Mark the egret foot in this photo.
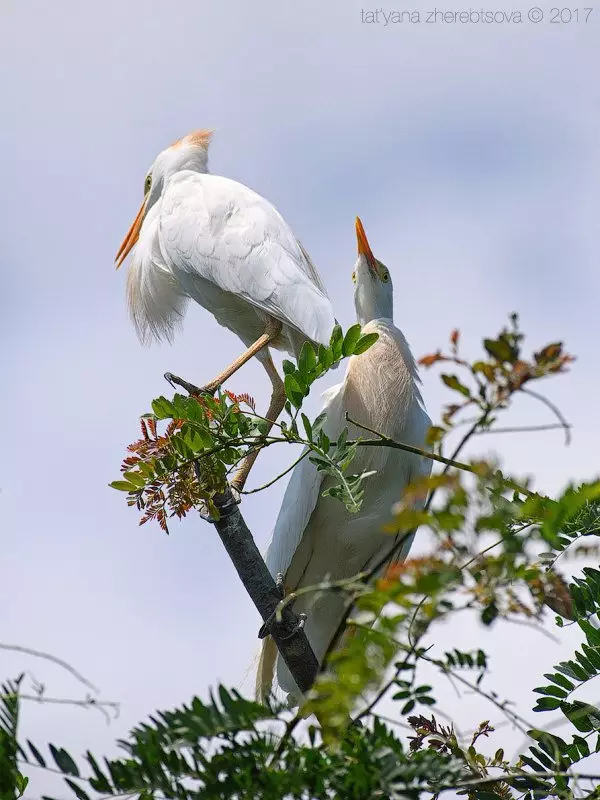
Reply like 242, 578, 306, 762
256, 573, 285, 639
275, 572, 285, 598
164, 372, 218, 398
196, 490, 239, 524
229, 485, 242, 506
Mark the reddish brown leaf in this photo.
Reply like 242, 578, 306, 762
418, 351, 445, 367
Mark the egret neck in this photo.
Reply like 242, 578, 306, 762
353, 217, 394, 325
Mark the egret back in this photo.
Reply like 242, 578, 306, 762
155, 172, 336, 348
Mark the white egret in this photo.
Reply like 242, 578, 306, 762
256, 217, 432, 703
115, 130, 336, 491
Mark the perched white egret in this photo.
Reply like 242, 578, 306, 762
256, 218, 432, 703
115, 130, 336, 490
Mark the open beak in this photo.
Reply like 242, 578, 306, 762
355, 216, 379, 277
115, 200, 145, 269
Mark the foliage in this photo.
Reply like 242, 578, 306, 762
0, 676, 28, 800
110, 323, 381, 526
8, 315, 600, 800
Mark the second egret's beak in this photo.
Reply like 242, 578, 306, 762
115, 200, 146, 269
355, 216, 379, 277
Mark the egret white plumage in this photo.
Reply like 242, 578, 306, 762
256, 218, 432, 703
115, 130, 336, 490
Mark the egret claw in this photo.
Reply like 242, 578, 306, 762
275, 572, 285, 598
164, 372, 215, 397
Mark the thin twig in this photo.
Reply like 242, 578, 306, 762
241, 450, 309, 495
15, 693, 120, 723
0, 644, 97, 692
502, 616, 560, 644
442, 769, 600, 793
347, 416, 537, 500
271, 715, 302, 761
354, 666, 402, 725
432, 659, 534, 735
370, 713, 412, 730
475, 423, 572, 436
521, 388, 572, 446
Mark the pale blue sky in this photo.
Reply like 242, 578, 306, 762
1, 0, 599, 795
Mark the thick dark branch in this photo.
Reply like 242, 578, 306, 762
166, 370, 318, 695
208, 487, 319, 694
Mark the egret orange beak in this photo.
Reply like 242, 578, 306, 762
355, 216, 379, 277
115, 200, 145, 269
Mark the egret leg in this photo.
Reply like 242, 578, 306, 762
230, 352, 286, 493
165, 317, 283, 397
201, 317, 284, 394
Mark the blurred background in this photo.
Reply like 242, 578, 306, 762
1, 0, 599, 794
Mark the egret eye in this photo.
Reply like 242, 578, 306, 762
351, 271, 356, 283
144, 174, 152, 195
381, 270, 390, 283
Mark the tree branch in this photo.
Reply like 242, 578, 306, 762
206, 486, 319, 695
165, 371, 319, 696
346, 414, 537, 499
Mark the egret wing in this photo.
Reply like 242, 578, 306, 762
158, 172, 335, 345
264, 381, 345, 580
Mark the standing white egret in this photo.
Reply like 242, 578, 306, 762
256, 217, 432, 703
115, 130, 336, 491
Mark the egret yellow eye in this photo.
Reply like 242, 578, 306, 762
144, 174, 152, 195
381, 270, 390, 283
351, 271, 356, 283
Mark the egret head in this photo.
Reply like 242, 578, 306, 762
352, 217, 393, 325
115, 129, 214, 268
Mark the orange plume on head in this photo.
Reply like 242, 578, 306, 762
171, 129, 214, 149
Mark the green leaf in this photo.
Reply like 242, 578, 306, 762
573, 735, 590, 757
579, 619, 600, 647
418, 696, 436, 706
170, 435, 195, 460
15, 773, 29, 798
65, 779, 91, 800
545, 672, 575, 692
27, 740, 46, 768
301, 414, 312, 440
353, 332, 379, 355
481, 602, 498, 626
49, 744, 79, 776
282, 359, 296, 376
330, 324, 344, 360
441, 374, 471, 398
342, 324, 362, 356
109, 480, 138, 493
85, 751, 111, 793
122, 470, 146, 488
534, 697, 562, 712
533, 685, 568, 699
151, 396, 175, 419
484, 336, 517, 363
529, 746, 555, 770
312, 412, 328, 438
298, 341, 317, 380
318, 343, 334, 371
284, 374, 304, 409
557, 661, 588, 682
561, 700, 600, 732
